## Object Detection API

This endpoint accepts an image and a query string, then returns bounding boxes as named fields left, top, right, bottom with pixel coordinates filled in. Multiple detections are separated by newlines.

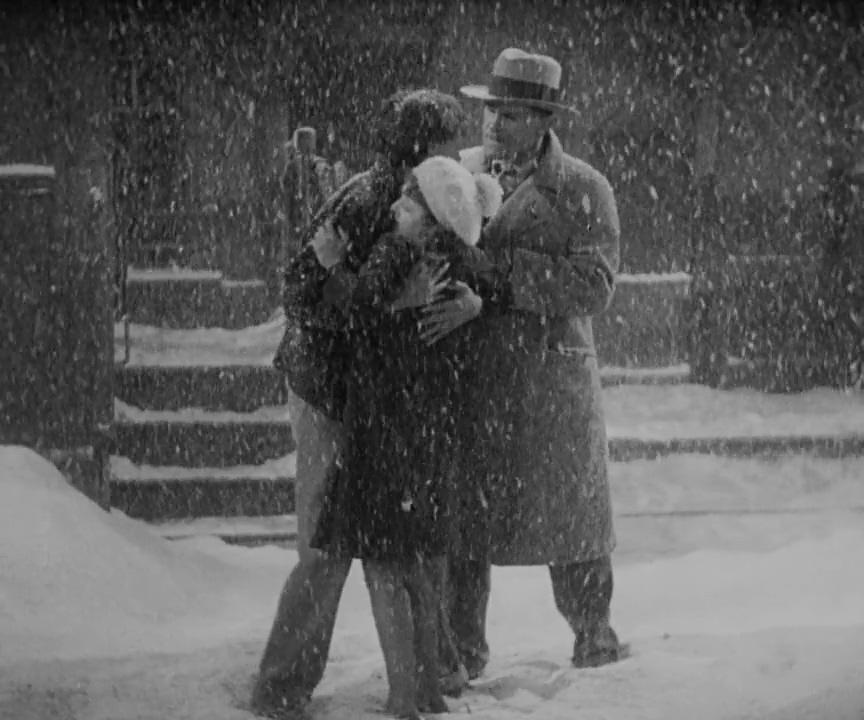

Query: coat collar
left=531, top=130, right=567, bottom=195
left=459, top=130, right=566, bottom=195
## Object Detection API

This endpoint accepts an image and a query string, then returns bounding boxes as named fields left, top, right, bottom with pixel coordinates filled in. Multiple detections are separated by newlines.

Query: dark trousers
left=447, top=554, right=616, bottom=671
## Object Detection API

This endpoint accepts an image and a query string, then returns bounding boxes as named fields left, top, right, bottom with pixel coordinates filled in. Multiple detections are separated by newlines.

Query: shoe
left=440, top=663, right=470, bottom=697
left=462, top=649, right=489, bottom=680
left=571, top=626, right=630, bottom=669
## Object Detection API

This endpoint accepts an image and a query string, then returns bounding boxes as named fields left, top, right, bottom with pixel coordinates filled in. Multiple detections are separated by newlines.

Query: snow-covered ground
left=2, top=446, right=863, bottom=719
left=602, top=383, right=864, bottom=440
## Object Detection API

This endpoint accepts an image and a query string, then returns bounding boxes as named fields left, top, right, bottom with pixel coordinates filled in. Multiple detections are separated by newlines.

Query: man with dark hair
left=253, top=88, right=467, bottom=719
left=421, top=47, right=628, bottom=679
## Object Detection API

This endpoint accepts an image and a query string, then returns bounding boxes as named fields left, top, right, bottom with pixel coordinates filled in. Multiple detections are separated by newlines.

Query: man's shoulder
left=557, top=151, right=615, bottom=202
left=547, top=145, right=619, bottom=231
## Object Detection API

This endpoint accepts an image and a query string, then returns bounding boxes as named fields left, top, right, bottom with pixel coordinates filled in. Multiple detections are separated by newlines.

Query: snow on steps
left=111, top=385, right=864, bottom=522
left=116, top=362, right=691, bottom=414
left=114, top=400, right=294, bottom=467
left=110, top=454, right=296, bottom=522
left=121, top=268, right=690, bottom=366
left=117, top=364, right=290, bottom=413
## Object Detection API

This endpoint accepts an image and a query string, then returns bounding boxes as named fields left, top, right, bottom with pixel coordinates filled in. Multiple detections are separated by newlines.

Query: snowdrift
left=0, top=446, right=265, bottom=663
left=2, top=445, right=863, bottom=719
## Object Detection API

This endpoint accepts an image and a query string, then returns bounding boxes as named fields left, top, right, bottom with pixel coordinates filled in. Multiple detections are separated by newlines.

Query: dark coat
left=272, top=161, right=401, bottom=420
left=311, top=229, right=498, bottom=562
left=272, top=90, right=467, bottom=422
left=458, top=131, right=621, bottom=566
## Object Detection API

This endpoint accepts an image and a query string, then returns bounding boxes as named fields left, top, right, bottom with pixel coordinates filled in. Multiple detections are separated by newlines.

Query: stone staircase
left=109, top=269, right=864, bottom=540
left=111, top=363, right=710, bottom=523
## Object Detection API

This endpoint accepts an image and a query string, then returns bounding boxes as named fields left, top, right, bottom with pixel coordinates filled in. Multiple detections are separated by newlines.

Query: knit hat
left=412, top=156, right=503, bottom=247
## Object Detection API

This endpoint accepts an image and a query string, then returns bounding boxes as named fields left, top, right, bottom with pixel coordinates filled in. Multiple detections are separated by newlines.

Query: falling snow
left=2, top=1, right=863, bottom=718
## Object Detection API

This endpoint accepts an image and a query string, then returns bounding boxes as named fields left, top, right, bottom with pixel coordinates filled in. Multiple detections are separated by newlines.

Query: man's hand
left=391, top=260, right=451, bottom=311
left=420, top=281, right=482, bottom=345
left=310, top=220, right=348, bottom=269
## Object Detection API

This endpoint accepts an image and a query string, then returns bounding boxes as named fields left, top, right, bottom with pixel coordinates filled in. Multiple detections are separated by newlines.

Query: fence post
left=292, top=125, right=317, bottom=237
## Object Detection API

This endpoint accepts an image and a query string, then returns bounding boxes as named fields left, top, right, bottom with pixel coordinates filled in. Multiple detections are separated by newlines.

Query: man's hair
left=375, top=89, right=466, bottom=167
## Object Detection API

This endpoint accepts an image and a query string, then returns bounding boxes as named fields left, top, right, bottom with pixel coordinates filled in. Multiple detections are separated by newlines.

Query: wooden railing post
left=292, top=125, right=317, bottom=239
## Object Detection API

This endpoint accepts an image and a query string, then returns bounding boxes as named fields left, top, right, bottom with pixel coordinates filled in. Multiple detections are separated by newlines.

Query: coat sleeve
left=347, top=238, right=422, bottom=313
left=281, top=244, right=329, bottom=326
left=451, top=247, right=514, bottom=316
left=282, top=171, right=379, bottom=321
left=508, top=178, right=621, bottom=318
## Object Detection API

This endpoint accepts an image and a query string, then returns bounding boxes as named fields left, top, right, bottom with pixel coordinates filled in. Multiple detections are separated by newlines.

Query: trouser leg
left=253, top=395, right=351, bottom=710
left=548, top=556, right=626, bottom=668
left=446, top=554, right=491, bottom=679
left=364, top=560, right=420, bottom=719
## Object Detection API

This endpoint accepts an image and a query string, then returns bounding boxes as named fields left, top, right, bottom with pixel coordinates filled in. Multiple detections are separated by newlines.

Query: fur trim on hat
left=413, top=156, right=503, bottom=247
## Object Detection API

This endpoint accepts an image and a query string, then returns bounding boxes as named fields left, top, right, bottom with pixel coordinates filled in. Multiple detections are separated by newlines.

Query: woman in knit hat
left=311, top=157, right=502, bottom=719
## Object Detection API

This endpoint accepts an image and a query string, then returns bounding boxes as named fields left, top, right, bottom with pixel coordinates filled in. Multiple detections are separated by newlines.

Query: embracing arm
left=281, top=244, right=330, bottom=324
left=449, top=247, right=514, bottom=316
left=320, top=236, right=421, bottom=314
left=282, top=167, right=388, bottom=319
left=507, top=180, right=620, bottom=318
left=346, top=238, right=422, bottom=312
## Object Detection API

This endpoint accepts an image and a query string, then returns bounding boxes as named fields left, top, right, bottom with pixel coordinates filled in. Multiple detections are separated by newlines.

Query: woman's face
left=391, top=190, right=429, bottom=239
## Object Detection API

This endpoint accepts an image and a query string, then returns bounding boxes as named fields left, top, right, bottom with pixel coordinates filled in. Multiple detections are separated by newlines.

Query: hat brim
left=460, top=84, right=576, bottom=114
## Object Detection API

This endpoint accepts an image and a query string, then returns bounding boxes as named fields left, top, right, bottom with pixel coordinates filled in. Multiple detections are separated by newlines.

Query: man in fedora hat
left=420, top=47, right=627, bottom=677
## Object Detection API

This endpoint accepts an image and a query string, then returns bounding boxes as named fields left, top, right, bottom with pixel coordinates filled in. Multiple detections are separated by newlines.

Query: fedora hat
left=461, top=48, right=574, bottom=114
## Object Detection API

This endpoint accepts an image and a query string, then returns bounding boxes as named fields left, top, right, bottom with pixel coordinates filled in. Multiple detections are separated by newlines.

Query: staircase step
left=115, top=362, right=689, bottom=413
left=114, top=375, right=864, bottom=473
left=608, top=432, right=864, bottom=462
left=123, top=268, right=690, bottom=364
left=110, top=429, right=864, bottom=521
left=126, top=268, right=222, bottom=329
left=126, top=268, right=272, bottom=329
left=110, top=456, right=295, bottom=522
left=219, top=279, right=274, bottom=329
left=113, top=316, right=283, bottom=368
left=153, top=514, right=299, bottom=544
left=117, top=364, right=290, bottom=412
left=114, top=402, right=294, bottom=467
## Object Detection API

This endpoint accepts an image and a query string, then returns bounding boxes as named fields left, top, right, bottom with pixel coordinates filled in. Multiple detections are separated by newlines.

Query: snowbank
left=0, top=447, right=278, bottom=663
left=4, top=518, right=860, bottom=719
left=2, top=446, right=863, bottom=718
